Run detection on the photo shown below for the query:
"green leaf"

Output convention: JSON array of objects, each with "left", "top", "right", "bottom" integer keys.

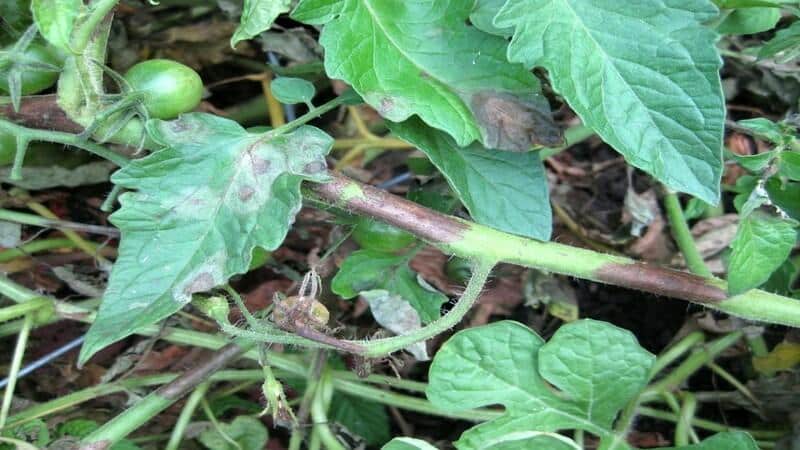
[
  {"left": 230, "top": 0, "right": 292, "bottom": 47},
  {"left": 496, "top": 0, "right": 725, "bottom": 204},
  {"left": 330, "top": 392, "right": 391, "bottom": 446},
  {"left": 716, "top": 7, "right": 780, "bottom": 35},
  {"left": 31, "top": 0, "right": 81, "bottom": 51},
  {"left": 778, "top": 152, "right": 800, "bottom": 181},
  {"left": 661, "top": 432, "right": 758, "bottom": 450},
  {"left": 759, "top": 20, "right": 800, "bottom": 61},
  {"left": 731, "top": 150, "right": 775, "bottom": 173},
  {"left": 427, "top": 320, "right": 654, "bottom": 449},
  {"left": 470, "top": 0, "right": 512, "bottom": 37},
  {"left": 80, "top": 114, "right": 332, "bottom": 363},
  {"left": 737, "top": 118, "right": 784, "bottom": 144},
  {"left": 390, "top": 118, "right": 551, "bottom": 240},
  {"left": 765, "top": 177, "right": 800, "bottom": 220},
  {"left": 1, "top": 419, "right": 49, "bottom": 448},
  {"left": 271, "top": 76, "right": 316, "bottom": 105},
  {"left": 292, "top": 0, "right": 562, "bottom": 152},
  {"left": 727, "top": 211, "right": 797, "bottom": 295},
  {"left": 382, "top": 438, "right": 438, "bottom": 450},
  {"left": 198, "top": 416, "right": 268, "bottom": 450},
  {"left": 331, "top": 249, "right": 446, "bottom": 323}
]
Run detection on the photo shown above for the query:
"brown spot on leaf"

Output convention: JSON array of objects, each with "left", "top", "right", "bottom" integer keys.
[
  {"left": 238, "top": 185, "right": 255, "bottom": 202},
  {"left": 252, "top": 158, "right": 271, "bottom": 175},
  {"left": 303, "top": 161, "right": 326, "bottom": 174},
  {"left": 470, "top": 91, "right": 564, "bottom": 151},
  {"left": 183, "top": 272, "right": 216, "bottom": 297}
]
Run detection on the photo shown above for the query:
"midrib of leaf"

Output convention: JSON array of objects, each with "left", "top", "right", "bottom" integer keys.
[
  {"left": 555, "top": 0, "right": 712, "bottom": 185},
  {"left": 360, "top": 0, "right": 474, "bottom": 126}
]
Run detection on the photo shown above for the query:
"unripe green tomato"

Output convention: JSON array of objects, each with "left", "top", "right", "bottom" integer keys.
[
  {"left": 352, "top": 217, "right": 416, "bottom": 252},
  {"left": 123, "top": 59, "right": 203, "bottom": 120},
  {"left": 0, "top": 43, "right": 61, "bottom": 95}
]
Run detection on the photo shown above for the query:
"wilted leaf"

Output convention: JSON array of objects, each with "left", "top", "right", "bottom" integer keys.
[
  {"left": 292, "top": 0, "right": 560, "bottom": 151},
  {"left": 496, "top": 0, "right": 725, "bottom": 203},
  {"left": 360, "top": 290, "right": 429, "bottom": 360},
  {"left": 80, "top": 114, "right": 332, "bottom": 363}
]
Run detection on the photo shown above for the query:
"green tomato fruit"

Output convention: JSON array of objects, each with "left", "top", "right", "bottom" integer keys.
[
  {"left": 352, "top": 217, "right": 416, "bottom": 252},
  {"left": 0, "top": 43, "right": 61, "bottom": 95},
  {"left": 123, "top": 59, "right": 203, "bottom": 120}
]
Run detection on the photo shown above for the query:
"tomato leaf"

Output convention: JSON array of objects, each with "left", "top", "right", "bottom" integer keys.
[
  {"left": 331, "top": 249, "right": 446, "bottom": 324},
  {"left": 382, "top": 438, "right": 438, "bottom": 450},
  {"left": 759, "top": 20, "right": 800, "bottom": 62},
  {"left": 390, "top": 118, "right": 551, "bottom": 240},
  {"left": 727, "top": 211, "right": 797, "bottom": 295},
  {"left": 716, "top": 7, "right": 780, "bottom": 35},
  {"left": 496, "top": 0, "right": 725, "bottom": 204},
  {"left": 31, "top": 0, "right": 81, "bottom": 51},
  {"left": 330, "top": 392, "right": 391, "bottom": 446},
  {"left": 292, "top": 0, "right": 561, "bottom": 152},
  {"left": 271, "top": 76, "right": 316, "bottom": 105},
  {"left": 80, "top": 114, "right": 333, "bottom": 363},
  {"left": 230, "top": 0, "right": 292, "bottom": 48},
  {"left": 198, "top": 416, "right": 268, "bottom": 450},
  {"left": 427, "top": 320, "right": 757, "bottom": 450}
]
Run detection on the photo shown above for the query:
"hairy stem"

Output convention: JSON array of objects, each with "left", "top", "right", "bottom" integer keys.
[{"left": 663, "top": 191, "right": 712, "bottom": 278}]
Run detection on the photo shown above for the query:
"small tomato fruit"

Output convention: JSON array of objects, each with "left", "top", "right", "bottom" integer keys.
[
  {"left": 352, "top": 217, "right": 416, "bottom": 252},
  {"left": 123, "top": 59, "right": 203, "bottom": 120},
  {"left": 0, "top": 43, "right": 61, "bottom": 95}
]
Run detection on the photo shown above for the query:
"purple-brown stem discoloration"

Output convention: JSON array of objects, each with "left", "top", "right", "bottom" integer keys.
[{"left": 596, "top": 261, "right": 727, "bottom": 305}]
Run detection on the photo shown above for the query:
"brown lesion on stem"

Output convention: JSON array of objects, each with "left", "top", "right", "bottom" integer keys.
[
  {"left": 596, "top": 261, "right": 727, "bottom": 305},
  {"left": 310, "top": 172, "right": 468, "bottom": 245},
  {"left": 0, "top": 95, "right": 84, "bottom": 133}
]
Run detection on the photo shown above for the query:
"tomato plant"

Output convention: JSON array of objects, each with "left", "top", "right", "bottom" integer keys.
[
  {"left": 123, "top": 59, "right": 203, "bottom": 120},
  {"left": 0, "top": 1, "right": 799, "bottom": 449}
]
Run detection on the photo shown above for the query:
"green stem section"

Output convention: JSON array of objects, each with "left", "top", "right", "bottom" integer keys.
[
  {"left": 72, "top": 0, "right": 121, "bottom": 53},
  {"left": 164, "top": 382, "right": 210, "bottom": 450},
  {"left": 663, "top": 191, "right": 712, "bottom": 278},
  {"left": 0, "top": 297, "right": 50, "bottom": 322},
  {"left": 0, "top": 313, "right": 33, "bottom": 428},
  {"left": 0, "top": 120, "right": 130, "bottom": 167},
  {"left": 0, "top": 238, "right": 81, "bottom": 263},
  {"left": 310, "top": 368, "right": 346, "bottom": 450},
  {"left": 268, "top": 95, "right": 352, "bottom": 137},
  {"left": 648, "top": 331, "right": 706, "bottom": 379}
]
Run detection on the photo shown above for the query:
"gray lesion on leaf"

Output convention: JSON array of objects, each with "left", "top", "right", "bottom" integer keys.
[
  {"left": 470, "top": 90, "right": 564, "bottom": 151},
  {"left": 364, "top": 92, "right": 415, "bottom": 122},
  {"left": 173, "top": 252, "right": 227, "bottom": 303}
]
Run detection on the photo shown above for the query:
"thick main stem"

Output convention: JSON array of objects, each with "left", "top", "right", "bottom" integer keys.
[{"left": 310, "top": 173, "right": 800, "bottom": 328}]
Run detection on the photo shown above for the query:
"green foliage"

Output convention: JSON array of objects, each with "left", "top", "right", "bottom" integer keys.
[
  {"left": 759, "top": 20, "right": 800, "bottom": 61},
  {"left": 270, "top": 76, "right": 316, "bottom": 106},
  {"left": 0, "top": 419, "right": 49, "bottom": 449},
  {"left": 716, "top": 7, "right": 780, "bottom": 35},
  {"left": 727, "top": 211, "right": 797, "bottom": 295},
  {"left": 382, "top": 437, "right": 438, "bottom": 450},
  {"left": 198, "top": 416, "right": 268, "bottom": 450},
  {"left": 496, "top": 0, "right": 725, "bottom": 204},
  {"left": 291, "top": 0, "right": 561, "bottom": 152},
  {"left": 330, "top": 392, "right": 391, "bottom": 445},
  {"left": 80, "top": 114, "right": 333, "bottom": 363},
  {"left": 426, "top": 320, "right": 758, "bottom": 450},
  {"left": 230, "top": 0, "right": 292, "bottom": 48},
  {"left": 332, "top": 249, "right": 446, "bottom": 323},
  {"left": 390, "top": 118, "right": 551, "bottom": 240},
  {"left": 30, "top": 0, "right": 80, "bottom": 51}
]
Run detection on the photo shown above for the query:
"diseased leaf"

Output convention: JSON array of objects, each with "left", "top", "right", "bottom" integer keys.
[
  {"left": 496, "top": 0, "right": 725, "bottom": 203},
  {"left": 330, "top": 392, "right": 391, "bottom": 446},
  {"left": 292, "top": 0, "right": 561, "bottom": 151},
  {"left": 198, "top": 416, "right": 268, "bottom": 450},
  {"left": 390, "top": 118, "right": 551, "bottom": 240},
  {"left": 427, "top": 320, "right": 757, "bottom": 450},
  {"left": 727, "top": 211, "right": 797, "bottom": 295},
  {"left": 31, "top": 0, "right": 81, "bottom": 50},
  {"left": 332, "top": 249, "right": 446, "bottom": 323},
  {"left": 80, "top": 114, "right": 332, "bottom": 363},
  {"left": 230, "top": 0, "right": 292, "bottom": 48}
]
